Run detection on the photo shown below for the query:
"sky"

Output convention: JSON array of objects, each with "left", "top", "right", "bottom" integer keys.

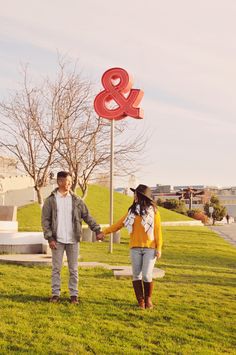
[{"left": 0, "top": 0, "right": 236, "bottom": 188}]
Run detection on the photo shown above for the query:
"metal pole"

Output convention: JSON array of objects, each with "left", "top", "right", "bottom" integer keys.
[
  {"left": 189, "top": 194, "right": 193, "bottom": 210},
  {"left": 109, "top": 119, "right": 114, "bottom": 253}
]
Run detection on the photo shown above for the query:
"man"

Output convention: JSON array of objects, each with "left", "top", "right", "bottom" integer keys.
[{"left": 42, "top": 171, "right": 104, "bottom": 304}]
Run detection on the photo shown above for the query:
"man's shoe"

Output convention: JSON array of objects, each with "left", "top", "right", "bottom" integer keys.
[
  {"left": 49, "top": 295, "right": 60, "bottom": 303},
  {"left": 70, "top": 296, "right": 79, "bottom": 304}
]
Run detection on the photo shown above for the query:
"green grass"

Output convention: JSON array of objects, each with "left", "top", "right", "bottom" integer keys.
[
  {"left": 0, "top": 226, "right": 236, "bottom": 354},
  {"left": 17, "top": 203, "right": 42, "bottom": 232},
  {"left": 17, "top": 184, "right": 192, "bottom": 231},
  {"left": 11, "top": 185, "right": 235, "bottom": 353}
]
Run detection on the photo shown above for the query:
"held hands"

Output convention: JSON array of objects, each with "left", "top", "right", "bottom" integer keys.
[{"left": 96, "top": 232, "right": 105, "bottom": 241}]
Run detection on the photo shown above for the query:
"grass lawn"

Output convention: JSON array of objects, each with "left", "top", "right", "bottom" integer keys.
[
  {"left": 17, "top": 184, "right": 192, "bottom": 232},
  {"left": 0, "top": 226, "right": 235, "bottom": 354}
]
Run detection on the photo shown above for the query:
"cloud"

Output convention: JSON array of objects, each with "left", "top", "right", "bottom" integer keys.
[{"left": 0, "top": 0, "right": 236, "bottom": 186}]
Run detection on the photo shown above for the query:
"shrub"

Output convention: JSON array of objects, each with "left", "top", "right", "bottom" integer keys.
[
  {"left": 161, "top": 199, "right": 187, "bottom": 215},
  {"left": 187, "top": 209, "right": 208, "bottom": 224},
  {"left": 156, "top": 198, "right": 164, "bottom": 207},
  {"left": 204, "top": 195, "right": 227, "bottom": 225}
]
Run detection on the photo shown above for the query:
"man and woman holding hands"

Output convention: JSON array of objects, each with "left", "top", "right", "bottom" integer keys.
[{"left": 42, "top": 171, "right": 162, "bottom": 309}]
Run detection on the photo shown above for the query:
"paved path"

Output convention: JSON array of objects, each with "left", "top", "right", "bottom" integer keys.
[
  {"left": 208, "top": 223, "right": 236, "bottom": 247},
  {"left": 0, "top": 255, "right": 165, "bottom": 279}
]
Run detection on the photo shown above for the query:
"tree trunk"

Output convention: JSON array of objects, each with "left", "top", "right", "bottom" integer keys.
[
  {"left": 80, "top": 184, "right": 88, "bottom": 200},
  {"left": 71, "top": 181, "right": 77, "bottom": 192},
  {"left": 35, "top": 186, "right": 44, "bottom": 207},
  {"left": 71, "top": 179, "right": 88, "bottom": 200}
]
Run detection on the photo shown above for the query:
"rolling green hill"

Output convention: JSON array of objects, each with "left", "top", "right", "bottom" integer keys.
[{"left": 17, "top": 184, "right": 192, "bottom": 231}]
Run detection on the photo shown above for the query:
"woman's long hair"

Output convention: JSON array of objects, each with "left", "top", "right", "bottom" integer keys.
[{"left": 128, "top": 191, "right": 157, "bottom": 215}]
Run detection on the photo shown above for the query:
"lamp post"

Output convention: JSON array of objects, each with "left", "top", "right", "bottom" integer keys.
[{"left": 209, "top": 206, "right": 214, "bottom": 224}]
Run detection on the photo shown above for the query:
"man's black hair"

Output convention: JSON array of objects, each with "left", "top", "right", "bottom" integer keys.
[{"left": 57, "top": 171, "right": 71, "bottom": 179}]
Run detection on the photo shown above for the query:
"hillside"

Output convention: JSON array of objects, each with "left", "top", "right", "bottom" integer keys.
[{"left": 17, "top": 184, "right": 192, "bottom": 231}]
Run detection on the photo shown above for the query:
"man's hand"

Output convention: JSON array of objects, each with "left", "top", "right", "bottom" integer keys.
[
  {"left": 49, "top": 240, "right": 57, "bottom": 250},
  {"left": 96, "top": 232, "right": 105, "bottom": 241},
  {"left": 155, "top": 250, "right": 161, "bottom": 259}
]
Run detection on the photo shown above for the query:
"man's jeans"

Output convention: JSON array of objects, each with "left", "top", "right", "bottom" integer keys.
[
  {"left": 130, "top": 248, "right": 157, "bottom": 282},
  {"left": 51, "top": 242, "right": 79, "bottom": 297}
]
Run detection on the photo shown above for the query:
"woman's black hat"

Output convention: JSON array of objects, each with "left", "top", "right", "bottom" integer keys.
[{"left": 130, "top": 184, "right": 154, "bottom": 201}]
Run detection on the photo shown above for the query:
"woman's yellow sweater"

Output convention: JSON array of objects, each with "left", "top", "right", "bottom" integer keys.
[{"left": 103, "top": 211, "right": 162, "bottom": 251}]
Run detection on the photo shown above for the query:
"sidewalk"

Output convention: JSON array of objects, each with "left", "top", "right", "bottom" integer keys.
[
  {"left": 0, "top": 254, "right": 165, "bottom": 279},
  {"left": 208, "top": 222, "right": 236, "bottom": 247}
]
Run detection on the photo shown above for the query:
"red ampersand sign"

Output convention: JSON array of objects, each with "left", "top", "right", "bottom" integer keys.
[{"left": 94, "top": 67, "right": 144, "bottom": 120}]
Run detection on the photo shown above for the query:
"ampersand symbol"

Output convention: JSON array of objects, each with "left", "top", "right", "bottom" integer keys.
[{"left": 94, "top": 67, "right": 144, "bottom": 120}]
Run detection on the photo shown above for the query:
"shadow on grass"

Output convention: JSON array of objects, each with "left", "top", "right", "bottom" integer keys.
[
  {"left": 0, "top": 293, "right": 134, "bottom": 308},
  {"left": 163, "top": 273, "right": 236, "bottom": 287},
  {"left": 0, "top": 293, "right": 50, "bottom": 303},
  {"left": 162, "top": 253, "right": 236, "bottom": 269},
  {"left": 84, "top": 297, "right": 132, "bottom": 308},
  {"left": 163, "top": 263, "right": 236, "bottom": 274}
]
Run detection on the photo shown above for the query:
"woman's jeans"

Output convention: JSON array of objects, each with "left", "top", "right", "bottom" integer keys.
[{"left": 130, "top": 248, "right": 157, "bottom": 282}]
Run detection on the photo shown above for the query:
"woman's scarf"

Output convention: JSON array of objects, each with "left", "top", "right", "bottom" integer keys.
[{"left": 124, "top": 204, "right": 154, "bottom": 240}]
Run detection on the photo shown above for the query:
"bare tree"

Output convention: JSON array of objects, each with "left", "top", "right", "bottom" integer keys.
[
  {"left": 55, "top": 108, "right": 109, "bottom": 198},
  {"left": 45, "top": 61, "right": 147, "bottom": 199},
  {"left": 0, "top": 59, "right": 147, "bottom": 204},
  {"left": 54, "top": 101, "right": 147, "bottom": 199},
  {"left": 56, "top": 113, "right": 147, "bottom": 199},
  {"left": 0, "top": 65, "right": 74, "bottom": 205}
]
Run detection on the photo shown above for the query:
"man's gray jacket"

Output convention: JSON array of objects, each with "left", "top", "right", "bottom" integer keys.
[{"left": 41, "top": 189, "right": 101, "bottom": 243}]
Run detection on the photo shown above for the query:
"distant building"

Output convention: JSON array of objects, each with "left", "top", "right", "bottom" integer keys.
[
  {"left": 0, "top": 156, "right": 17, "bottom": 177},
  {"left": 151, "top": 185, "right": 180, "bottom": 204},
  {"left": 151, "top": 184, "right": 211, "bottom": 208},
  {"left": 115, "top": 187, "right": 128, "bottom": 195},
  {"left": 0, "top": 157, "right": 34, "bottom": 204},
  {"left": 93, "top": 173, "right": 110, "bottom": 188},
  {"left": 151, "top": 184, "right": 172, "bottom": 194},
  {"left": 127, "top": 175, "right": 137, "bottom": 195},
  {"left": 173, "top": 185, "right": 205, "bottom": 191}
]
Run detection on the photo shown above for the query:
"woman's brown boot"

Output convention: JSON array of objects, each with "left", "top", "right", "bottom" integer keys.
[
  {"left": 143, "top": 281, "right": 154, "bottom": 309},
  {"left": 132, "top": 280, "right": 145, "bottom": 309}
]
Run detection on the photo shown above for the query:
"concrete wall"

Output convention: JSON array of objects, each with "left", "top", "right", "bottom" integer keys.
[
  {"left": 0, "top": 175, "right": 34, "bottom": 193},
  {"left": 0, "top": 156, "right": 17, "bottom": 176},
  {"left": 0, "top": 185, "right": 54, "bottom": 207},
  {"left": 0, "top": 228, "right": 121, "bottom": 254}
]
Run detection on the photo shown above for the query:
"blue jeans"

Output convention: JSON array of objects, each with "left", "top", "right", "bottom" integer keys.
[
  {"left": 51, "top": 242, "right": 79, "bottom": 297},
  {"left": 130, "top": 248, "right": 157, "bottom": 282}
]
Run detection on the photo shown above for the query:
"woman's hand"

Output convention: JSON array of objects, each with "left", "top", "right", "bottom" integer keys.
[{"left": 155, "top": 250, "right": 162, "bottom": 259}]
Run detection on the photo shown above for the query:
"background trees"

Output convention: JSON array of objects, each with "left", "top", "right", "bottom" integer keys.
[
  {"left": 0, "top": 59, "right": 147, "bottom": 204},
  {"left": 204, "top": 195, "right": 226, "bottom": 225},
  {"left": 0, "top": 67, "right": 63, "bottom": 205},
  {"left": 157, "top": 198, "right": 187, "bottom": 215}
]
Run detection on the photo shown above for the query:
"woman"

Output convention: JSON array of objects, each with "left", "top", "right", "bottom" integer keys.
[{"left": 103, "top": 184, "right": 162, "bottom": 309}]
